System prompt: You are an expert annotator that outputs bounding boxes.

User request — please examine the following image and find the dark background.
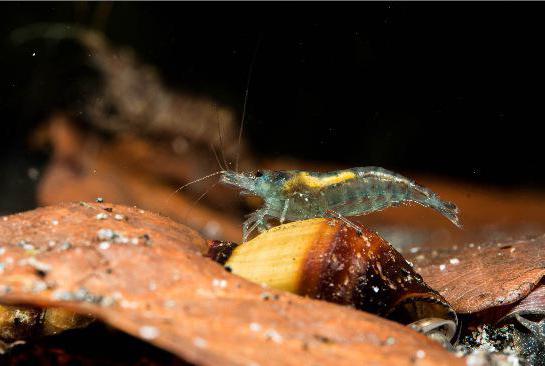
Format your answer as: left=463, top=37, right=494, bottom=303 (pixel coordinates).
left=0, top=2, right=544, bottom=213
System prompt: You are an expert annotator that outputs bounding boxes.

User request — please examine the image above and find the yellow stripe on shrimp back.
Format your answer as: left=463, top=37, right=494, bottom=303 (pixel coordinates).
left=283, top=171, right=356, bottom=192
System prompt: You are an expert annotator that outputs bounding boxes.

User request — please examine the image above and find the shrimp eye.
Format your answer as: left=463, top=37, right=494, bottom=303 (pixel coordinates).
left=255, top=170, right=264, bottom=178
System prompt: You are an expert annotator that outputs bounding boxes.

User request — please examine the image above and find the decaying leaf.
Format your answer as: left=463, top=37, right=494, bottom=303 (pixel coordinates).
left=0, top=202, right=463, bottom=365
left=404, top=236, right=545, bottom=314
left=36, top=116, right=242, bottom=241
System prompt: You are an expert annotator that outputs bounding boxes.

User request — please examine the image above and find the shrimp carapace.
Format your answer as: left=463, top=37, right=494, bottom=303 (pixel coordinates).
left=220, top=167, right=461, bottom=242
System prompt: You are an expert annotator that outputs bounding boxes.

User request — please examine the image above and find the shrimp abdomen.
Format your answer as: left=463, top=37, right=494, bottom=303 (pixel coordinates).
left=323, top=168, right=461, bottom=227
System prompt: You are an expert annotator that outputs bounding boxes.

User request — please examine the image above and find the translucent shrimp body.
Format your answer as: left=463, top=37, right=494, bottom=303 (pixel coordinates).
left=221, top=166, right=461, bottom=242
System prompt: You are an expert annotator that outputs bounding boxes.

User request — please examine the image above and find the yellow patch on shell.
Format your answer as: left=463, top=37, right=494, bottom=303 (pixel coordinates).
left=283, top=171, right=356, bottom=192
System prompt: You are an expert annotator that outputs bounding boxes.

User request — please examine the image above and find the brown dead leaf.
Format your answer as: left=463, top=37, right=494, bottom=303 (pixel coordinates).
left=0, top=202, right=463, bottom=366
left=404, top=236, right=545, bottom=314
left=36, top=116, right=242, bottom=241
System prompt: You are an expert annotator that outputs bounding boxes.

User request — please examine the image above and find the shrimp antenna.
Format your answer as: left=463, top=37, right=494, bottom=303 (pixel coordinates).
left=213, top=102, right=230, bottom=170
left=210, top=143, right=225, bottom=171
left=167, top=170, right=224, bottom=201
left=184, top=179, right=221, bottom=223
left=235, top=33, right=262, bottom=172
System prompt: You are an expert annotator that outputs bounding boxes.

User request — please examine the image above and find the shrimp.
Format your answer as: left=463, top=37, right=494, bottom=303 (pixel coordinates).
left=220, top=167, right=461, bottom=242
left=171, top=37, right=460, bottom=242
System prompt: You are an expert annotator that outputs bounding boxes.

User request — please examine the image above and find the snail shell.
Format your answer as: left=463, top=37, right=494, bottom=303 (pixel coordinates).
left=0, top=304, right=93, bottom=344
left=211, top=218, right=457, bottom=339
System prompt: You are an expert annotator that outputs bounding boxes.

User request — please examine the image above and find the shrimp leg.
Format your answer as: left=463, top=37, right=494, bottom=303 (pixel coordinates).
left=256, top=220, right=271, bottom=233
left=243, top=208, right=269, bottom=242
left=325, top=209, right=363, bottom=235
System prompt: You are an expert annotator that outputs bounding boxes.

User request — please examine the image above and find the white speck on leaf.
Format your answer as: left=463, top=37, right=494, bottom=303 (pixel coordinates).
left=212, top=279, right=227, bottom=288
left=249, top=322, right=262, bottom=332
left=265, top=329, right=283, bottom=344
left=193, top=337, right=207, bottom=348
left=164, top=299, right=176, bottom=308
left=96, top=213, right=109, bottom=220
left=97, top=228, right=114, bottom=240
left=139, top=325, right=159, bottom=340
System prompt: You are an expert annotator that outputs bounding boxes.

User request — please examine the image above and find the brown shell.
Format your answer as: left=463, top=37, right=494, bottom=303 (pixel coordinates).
left=294, top=219, right=456, bottom=325
left=0, top=202, right=463, bottom=366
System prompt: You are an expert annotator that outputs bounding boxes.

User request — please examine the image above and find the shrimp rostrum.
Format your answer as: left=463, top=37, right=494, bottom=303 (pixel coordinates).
left=220, top=167, right=461, bottom=242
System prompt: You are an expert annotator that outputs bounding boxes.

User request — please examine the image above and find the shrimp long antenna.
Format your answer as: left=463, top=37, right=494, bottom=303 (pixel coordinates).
left=235, top=33, right=262, bottom=172
left=214, top=102, right=230, bottom=170
left=210, top=143, right=225, bottom=171
left=167, top=170, right=224, bottom=201
left=184, top=180, right=221, bottom=222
